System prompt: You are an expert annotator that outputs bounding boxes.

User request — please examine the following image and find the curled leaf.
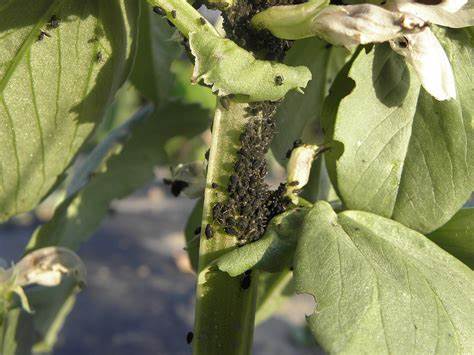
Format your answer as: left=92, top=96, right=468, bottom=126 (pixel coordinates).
left=189, top=31, right=312, bottom=101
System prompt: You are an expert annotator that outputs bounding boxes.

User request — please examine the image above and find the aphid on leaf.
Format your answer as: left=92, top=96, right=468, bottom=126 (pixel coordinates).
left=240, top=270, right=252, bottom=290
left=152, top=6, right=165, bottom=16
left=199, top=17, right=206, bottom=25
left=274, top=75, right=284, bottom=86
left=211, top=182, right=219, bottom=189
left=48, top=15, right=60, bottom=29
left=38, top=30, right=51, bottom=41
left=171, top=10, right=177, bottom=18
left=96, top=51, right=104, bottom=63
left=205, top=224, right=213, bottom=239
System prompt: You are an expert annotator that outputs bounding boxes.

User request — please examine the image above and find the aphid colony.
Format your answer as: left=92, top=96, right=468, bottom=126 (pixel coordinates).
left=211, top=102, right=291, bottom=246
left=222, top=0, right=305, bottom=60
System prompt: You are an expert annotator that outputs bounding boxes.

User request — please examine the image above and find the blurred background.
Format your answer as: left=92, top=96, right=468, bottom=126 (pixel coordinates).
left=1, top=175, right=322, bottom=355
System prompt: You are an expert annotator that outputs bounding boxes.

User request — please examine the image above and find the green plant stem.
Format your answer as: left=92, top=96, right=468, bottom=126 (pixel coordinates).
left=146, top=0, right=219, bottom=37
left=193, top=101, right=258, bottom=355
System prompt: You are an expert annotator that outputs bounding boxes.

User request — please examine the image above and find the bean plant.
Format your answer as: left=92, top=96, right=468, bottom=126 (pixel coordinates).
left=0, top=0, right=473, bottom=353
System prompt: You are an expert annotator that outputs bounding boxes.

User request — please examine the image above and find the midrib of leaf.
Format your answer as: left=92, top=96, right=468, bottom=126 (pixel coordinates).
left=53, top=26, right=62, bottom=128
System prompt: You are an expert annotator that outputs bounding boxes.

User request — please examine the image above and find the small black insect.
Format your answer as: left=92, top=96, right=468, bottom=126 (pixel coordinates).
left=186, top=331, right=194, bottom=344
left=240, top=270, right=252, bottom=290
left=198, top=17, right=206, bottom=25
left=274, top=75, right=284, bottom=86
left=171, top=10, right=177, bottom=18
left=288, top=180, right=299, bottom=187
left=152, top=6, right=165, bottom=16
left=194, top=226, right=201, bottom=235
left=38, top=30, right=51, bottom=41
left=96, top=51, right=104, bottom=63
left=48, top=15, right=60, bottom=29
left=205, top=224, right=213, bottom=239
left=220, top=96, right=230, bottom=110
left=224, top=227, right=238, bottom=236
left=211, top=182, right=219, bottom=189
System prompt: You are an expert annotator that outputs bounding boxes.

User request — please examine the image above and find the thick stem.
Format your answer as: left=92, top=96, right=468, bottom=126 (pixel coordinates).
left=193, top=101, right=258, bottom=355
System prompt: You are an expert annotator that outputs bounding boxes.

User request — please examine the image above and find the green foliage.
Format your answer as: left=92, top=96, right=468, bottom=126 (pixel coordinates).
left=428, top=208, right=474, bottom=268
left=271, top=38, right=347, bottom=164
left=324, top=29, right=474, bottom=233
left=0, top=0, right=139, bottom=222
left=295, top=201, right=474, bottom=353
left=189, top=31, right=312, bottom=101
left=130, top=2, right=182, bottom=105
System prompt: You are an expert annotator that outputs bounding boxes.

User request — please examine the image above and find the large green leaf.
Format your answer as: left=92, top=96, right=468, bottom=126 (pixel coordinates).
left=295, top=201, right=474, bottom=353
left=0, top=0, right=139, bottom=222
left=271, top=38, right=347, bottom=164
left=428, top=208, right=474, bottom=268
left=130, top=1, right=182, bottom=105
left=324, top=28, right=474, bottom=233
left=189, top=31, right=312, bottom=102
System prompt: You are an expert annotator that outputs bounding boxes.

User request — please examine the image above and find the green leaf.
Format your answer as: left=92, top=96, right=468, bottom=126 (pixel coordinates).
left=271, top=38, right=347, bottom=164
left=130, top=2, right=182, bottom=105
left=295, top=201, right=474, bottom=353
left=27, top=102, right=209, bottom=251
left=189, top=31, right=312, bottom=102
left=428, top=208, right=474, bottom=268
left=184, top=198, right=203, bottom=271
left=0, top=0, right=139, bottom=222
left=217, top=208, right=307, bottom=276
left=324, top=29, right=474, bottom=233
left=255, top=270, right=294, bottom=325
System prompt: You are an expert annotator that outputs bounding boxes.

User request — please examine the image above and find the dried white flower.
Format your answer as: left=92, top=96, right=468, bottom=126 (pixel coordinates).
left=313, top=0, right=473, bottom=100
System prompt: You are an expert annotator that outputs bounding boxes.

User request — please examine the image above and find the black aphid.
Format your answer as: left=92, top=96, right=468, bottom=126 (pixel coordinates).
left=194, top=226, right=201, bottom=235
left=152, top=6, right=165, bottom=16
left=199, top=17, right=206, bottom=25
left=205, top=224, right=213, bottom=239
left=96, top=51, right=104, bottom=63
left=38, top=31, right=51, bottom=41
left=163, top=178, right=189, bottom=197
left=186, top=331, right=194, bottom=344
left=288, top=180, right=299, bottom=187
left=240, top=270, right=252, bottom=290
left=171, top=10, right=177, bottom=18
left=211, top=182, right=219, bottom=189
left=48, top=15, right=60, bottom=29
left=274, top=75, right=284, bottom=86
left=224, top=227, right=238, bottom=236
left=220, top=97, right=230, bottom=110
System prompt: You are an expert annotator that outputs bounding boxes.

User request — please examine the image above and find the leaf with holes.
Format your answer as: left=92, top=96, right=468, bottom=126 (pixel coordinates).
left=0, top=0, right=139, bottom=222
left=295, top=201, right=474, bottom=353
left=323, top=28, right=474, bottom=233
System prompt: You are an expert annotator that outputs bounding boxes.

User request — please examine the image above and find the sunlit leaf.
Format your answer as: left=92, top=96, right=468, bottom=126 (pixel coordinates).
left=0, top=0, right=139, bottom=222
left=295, top=201, right=474, bottom=353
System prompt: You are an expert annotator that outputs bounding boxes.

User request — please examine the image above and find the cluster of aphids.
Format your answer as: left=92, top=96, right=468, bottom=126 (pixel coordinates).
left=209, top=102, right=291, bottom=246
